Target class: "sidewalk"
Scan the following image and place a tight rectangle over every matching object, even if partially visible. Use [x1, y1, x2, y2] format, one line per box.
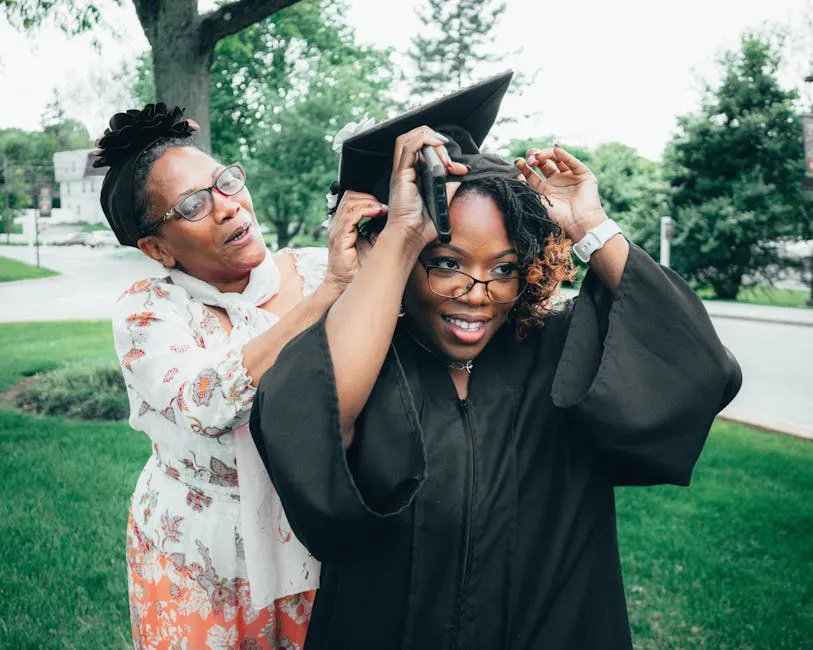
[703, 300, 813, 328]
[559, 286, 813, 327]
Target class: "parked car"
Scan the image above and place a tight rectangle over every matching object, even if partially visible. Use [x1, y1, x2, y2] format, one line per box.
[51, 230, 120, 248]
[52, 232, 93, 246]
[86, 230, 121, 248]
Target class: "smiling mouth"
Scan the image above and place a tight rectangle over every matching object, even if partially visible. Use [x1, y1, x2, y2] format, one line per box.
[225, 223, 251, 244]
[442, 316, 489, 332]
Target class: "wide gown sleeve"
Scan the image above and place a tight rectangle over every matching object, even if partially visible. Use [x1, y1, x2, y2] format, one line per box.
[249, 316, 426, 561]
[551, 243, 742, 487]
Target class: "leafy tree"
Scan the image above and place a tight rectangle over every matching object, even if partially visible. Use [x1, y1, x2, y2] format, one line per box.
[40, 91, 93, 152]
[586, 143, 670, 256]
[407, 0, 506, 99]
[663, 34, 811, 298]
[126, 0, 394, 248]
[0, 101, 92, 236]
[209, 0, 381, 164]
[0, 0, 305, 150]
[250, 54, 393, 248]
[245, 1, 394, 248]
[0, 128, 58, 236]
[124, 53, 156, 107]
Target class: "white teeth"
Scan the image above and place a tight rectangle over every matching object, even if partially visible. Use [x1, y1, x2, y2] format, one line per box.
[229, 227, 247, 242]
[446, 318, 485, 332]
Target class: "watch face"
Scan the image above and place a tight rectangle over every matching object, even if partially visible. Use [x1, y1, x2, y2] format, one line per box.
[574, 231, 600, 263]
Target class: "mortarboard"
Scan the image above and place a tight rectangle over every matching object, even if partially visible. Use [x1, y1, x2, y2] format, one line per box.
[338, 70, 519, 204]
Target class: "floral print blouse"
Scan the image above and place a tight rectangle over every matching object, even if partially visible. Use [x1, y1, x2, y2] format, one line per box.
[113, 247, 327, 608]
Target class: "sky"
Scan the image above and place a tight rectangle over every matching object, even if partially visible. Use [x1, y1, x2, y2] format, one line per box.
[0, 0, 811, 161]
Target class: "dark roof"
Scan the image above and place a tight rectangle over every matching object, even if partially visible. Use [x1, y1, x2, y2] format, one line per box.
[84, 151, 107, 177]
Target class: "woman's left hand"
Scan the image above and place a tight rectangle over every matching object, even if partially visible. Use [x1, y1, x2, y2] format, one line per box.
[324, 191, 387, 292]
[515, 145, 608, 241]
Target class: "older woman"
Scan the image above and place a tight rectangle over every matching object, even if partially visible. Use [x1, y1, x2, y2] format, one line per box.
[249, 73, 742, 649]
[95, 104, 385, 649]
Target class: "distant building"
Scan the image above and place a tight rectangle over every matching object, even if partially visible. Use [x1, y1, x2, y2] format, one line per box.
[53, 150, 106, 223]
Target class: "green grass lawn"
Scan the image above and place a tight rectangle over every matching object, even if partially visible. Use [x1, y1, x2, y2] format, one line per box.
[0, 322, 147, 649]
[1, 322, 811, 649]
[617, 421, 813, 649]
[0, 255, 59, 282]
[697, 284, 811, 309]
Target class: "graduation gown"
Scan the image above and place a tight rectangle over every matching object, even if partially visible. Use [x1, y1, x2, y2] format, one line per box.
[249, 244, 741, 650]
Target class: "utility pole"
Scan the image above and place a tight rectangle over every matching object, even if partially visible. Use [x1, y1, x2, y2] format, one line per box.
[660, 216, 675, 268]
[2, 157, 9, 244]
[30, 168, 40, 268]
[801, 78, 813, 306]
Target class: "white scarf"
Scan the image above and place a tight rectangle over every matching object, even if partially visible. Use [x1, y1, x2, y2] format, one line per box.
[167, 248, 281, 318]
[168, 248, 321, 609]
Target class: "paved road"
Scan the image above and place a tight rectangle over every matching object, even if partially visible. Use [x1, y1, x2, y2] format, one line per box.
[0, 244, 162, 322]
[1, 245, 811, 440]
[713, 315, 813, 439]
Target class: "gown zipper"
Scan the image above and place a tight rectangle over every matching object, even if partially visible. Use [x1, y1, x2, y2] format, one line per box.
[452, 398, 476, 649]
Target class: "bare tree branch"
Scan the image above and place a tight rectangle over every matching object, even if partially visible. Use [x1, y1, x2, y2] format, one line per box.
[199, 0, 301, 49]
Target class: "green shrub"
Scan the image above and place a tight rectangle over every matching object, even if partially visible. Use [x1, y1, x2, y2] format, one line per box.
[15, 362, 129, 421]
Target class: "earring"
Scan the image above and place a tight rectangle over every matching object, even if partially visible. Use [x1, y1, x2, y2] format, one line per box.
[398, 303, 406, 318]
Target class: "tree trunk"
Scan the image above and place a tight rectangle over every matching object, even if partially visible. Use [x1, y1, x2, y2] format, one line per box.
[711, 274, 742, 300]
[136, 0, 214, 151]
[275, 220, 291, 249]
[134, 0, 303, 153]
[152, 40, 214, 152]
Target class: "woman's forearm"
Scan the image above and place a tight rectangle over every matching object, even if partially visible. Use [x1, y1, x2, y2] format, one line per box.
[243, 281, 343, 386]
[325, 228, 424, 443]
[587, 234, 630, 292]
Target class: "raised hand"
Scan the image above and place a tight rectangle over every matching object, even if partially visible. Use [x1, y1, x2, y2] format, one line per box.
[514, 145, 608, 242]
[385, 126, 469, 246]
[324, 191, 387, 290]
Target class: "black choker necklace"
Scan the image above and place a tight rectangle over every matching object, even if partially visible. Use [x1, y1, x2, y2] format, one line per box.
[405, 328, 475, 374]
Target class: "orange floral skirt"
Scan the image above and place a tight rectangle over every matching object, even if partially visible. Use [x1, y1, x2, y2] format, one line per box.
[126, 515, 316, 649]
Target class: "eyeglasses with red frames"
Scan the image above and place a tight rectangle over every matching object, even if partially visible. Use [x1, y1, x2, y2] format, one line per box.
[141, 164, 246, 236]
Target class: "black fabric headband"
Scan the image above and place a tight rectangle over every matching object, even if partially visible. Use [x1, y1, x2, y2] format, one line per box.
[93, 103, 197, 247]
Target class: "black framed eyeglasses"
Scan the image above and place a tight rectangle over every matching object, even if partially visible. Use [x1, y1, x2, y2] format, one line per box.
[141, 163, 246, 236]
[420, 262, 526, 304]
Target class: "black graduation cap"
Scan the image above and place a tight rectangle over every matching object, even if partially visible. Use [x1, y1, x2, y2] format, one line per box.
[338, 70, 518, 203]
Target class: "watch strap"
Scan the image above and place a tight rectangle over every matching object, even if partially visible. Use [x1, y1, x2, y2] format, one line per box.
[572, 219, 622, 263]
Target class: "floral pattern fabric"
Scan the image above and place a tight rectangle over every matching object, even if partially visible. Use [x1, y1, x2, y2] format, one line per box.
[114, 248, 327, 649]
[128, 515, 314, 650]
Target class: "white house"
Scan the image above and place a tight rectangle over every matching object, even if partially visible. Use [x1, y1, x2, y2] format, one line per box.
[53, 149, 106, 224]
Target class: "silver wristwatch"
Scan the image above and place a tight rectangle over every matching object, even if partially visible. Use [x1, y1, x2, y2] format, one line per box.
[572, 219, 622, 263]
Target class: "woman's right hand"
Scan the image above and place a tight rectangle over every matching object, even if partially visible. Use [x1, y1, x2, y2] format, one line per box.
[385, 126, 468, 247]
[323, 191, 387, 293]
